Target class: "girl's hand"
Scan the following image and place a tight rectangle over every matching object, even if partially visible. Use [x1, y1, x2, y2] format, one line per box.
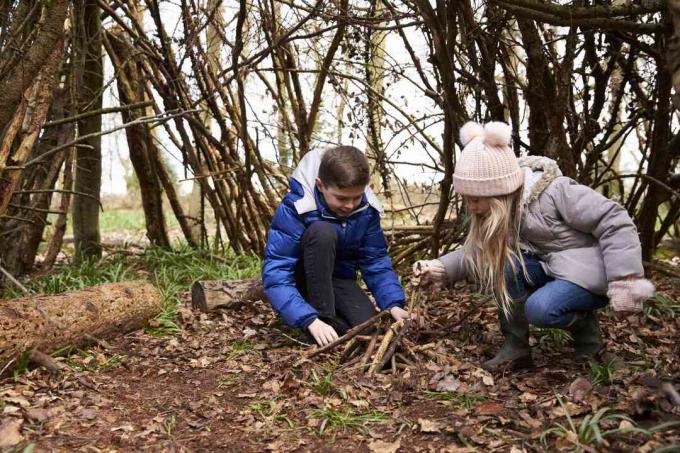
[607, 277, 655, 313]
[411, 259, 447, 288]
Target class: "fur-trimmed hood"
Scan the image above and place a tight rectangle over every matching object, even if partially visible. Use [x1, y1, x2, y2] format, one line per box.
[518, 156, 563, 207]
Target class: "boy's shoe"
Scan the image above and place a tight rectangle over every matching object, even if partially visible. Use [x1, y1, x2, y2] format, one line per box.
[482, 299, 533, 371]
[567, 311, 602, 358]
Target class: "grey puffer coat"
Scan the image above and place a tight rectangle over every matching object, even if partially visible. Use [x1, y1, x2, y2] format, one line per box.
[438, 156, 644, 295]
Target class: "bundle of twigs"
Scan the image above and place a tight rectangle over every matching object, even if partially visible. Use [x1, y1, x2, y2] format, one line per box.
[295, 285, 427, 376]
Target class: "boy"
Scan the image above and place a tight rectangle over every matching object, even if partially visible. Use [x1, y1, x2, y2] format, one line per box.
[262, 146, 413, 347]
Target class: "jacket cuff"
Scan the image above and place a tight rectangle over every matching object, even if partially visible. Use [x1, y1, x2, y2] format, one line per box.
[382, 300, 405, 311]
[299, 313, 318, 329]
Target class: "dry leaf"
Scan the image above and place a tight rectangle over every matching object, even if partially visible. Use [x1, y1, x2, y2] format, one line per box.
[568, 377, 593, 403]
[0, 419, 24, 448]
[477, 402, 505, 416]
[418, 418, 443, 433]
[436, 375, 461, 393]
[519, 392, 538, 403]
[368, 438, 401, 453]
[25, 407, 54, 422]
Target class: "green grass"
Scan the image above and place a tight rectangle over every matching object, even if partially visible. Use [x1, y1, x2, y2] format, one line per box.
[423, 390, 487, 409]
[644, 293, 680, 320]
[541, 397, 680, 452]
[2, 256, 136, 299]
[532, 327, 573, 348]
[226, 341, 255, 360]
[140, 243, 261, 335]
[65, 350, 127, 372]
[309, 407, 388, 435]
[310, 369, 335, 397]
[588, 358, 618, 386]
[247, 398, 296, 428]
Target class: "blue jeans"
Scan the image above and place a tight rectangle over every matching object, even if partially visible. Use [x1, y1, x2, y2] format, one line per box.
[505, 255, 608, 328]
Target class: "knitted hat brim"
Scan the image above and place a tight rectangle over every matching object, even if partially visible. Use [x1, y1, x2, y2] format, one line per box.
[452, 169, 525, 197]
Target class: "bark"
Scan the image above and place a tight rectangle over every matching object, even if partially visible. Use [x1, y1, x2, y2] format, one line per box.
[366, 0, 390, 197]
[668, 0, 680, 109]
[0, 0, 68, 132]
[0, 42, 64, 219]
[191, 278, 264, 312]
[0, 281, 162, 372]
[42, 151, 74, 270]
[73, 0, 103, 262]
[639, 19, 673, 260]
[106, 28, 170, 247]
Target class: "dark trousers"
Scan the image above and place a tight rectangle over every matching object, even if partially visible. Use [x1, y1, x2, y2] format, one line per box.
[295, 221, 376, 334]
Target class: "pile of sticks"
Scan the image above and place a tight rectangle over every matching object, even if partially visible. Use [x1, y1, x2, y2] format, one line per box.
[296, 286, 426, 376]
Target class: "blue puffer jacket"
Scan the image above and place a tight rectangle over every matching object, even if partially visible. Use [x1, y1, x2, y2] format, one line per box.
[262, 149, 406, 328]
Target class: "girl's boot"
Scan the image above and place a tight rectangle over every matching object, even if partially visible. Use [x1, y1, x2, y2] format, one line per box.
[568, 311, 602, 358]
[482, 299, 533, 371]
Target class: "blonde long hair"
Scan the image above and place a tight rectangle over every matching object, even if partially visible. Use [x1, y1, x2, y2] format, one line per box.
[463, 189, 526, 317]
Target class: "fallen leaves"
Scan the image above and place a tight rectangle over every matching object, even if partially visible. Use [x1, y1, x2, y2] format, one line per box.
[0, 418, 23, 448]
[368, 438, 401, 453]
[568, 377, 593, 403]
[418, 418, 443, 433]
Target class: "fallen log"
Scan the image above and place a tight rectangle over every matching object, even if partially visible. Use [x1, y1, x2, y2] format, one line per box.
[0, 280, 162, 371]
[191, 278, 264, 312]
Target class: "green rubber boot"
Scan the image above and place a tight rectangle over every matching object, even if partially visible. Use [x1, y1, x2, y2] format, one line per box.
[482, 299, 533, 371]
[568, 311, 602, 358]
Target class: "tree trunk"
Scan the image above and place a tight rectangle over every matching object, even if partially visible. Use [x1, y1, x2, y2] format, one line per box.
[73, 0, 103, 262]
[0, 42, 64, 221]
[0, 281, 162, 371]
[106, 28, 170, 247]
[0, 0, 68, 132]
[191, 278, 264, 312]
[666, 0, 680, 110]
[366, 0, 390, 197]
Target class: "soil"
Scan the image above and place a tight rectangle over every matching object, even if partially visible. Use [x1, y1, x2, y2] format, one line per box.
[1, 274, 679, 452]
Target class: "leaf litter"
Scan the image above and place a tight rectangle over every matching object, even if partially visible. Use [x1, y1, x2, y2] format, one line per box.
[0, 274, 679, 451]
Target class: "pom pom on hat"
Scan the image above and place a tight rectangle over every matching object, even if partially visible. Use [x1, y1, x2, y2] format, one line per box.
[483, 121, 512, 147]
[459, 121, 484, 146]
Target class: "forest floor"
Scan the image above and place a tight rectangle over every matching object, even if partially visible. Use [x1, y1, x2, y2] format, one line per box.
[1, 246, 680, 451]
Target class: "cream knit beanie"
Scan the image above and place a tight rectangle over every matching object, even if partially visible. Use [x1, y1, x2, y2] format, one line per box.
[452, 121, 524, 197]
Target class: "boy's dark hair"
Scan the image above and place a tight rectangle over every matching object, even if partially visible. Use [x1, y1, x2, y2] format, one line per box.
[318, 146, 370, 189]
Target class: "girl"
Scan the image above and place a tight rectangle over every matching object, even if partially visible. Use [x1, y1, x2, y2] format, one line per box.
[414, 121, 655, 371]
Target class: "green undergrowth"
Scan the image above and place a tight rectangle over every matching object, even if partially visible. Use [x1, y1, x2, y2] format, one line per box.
[2, 242, 261, 336]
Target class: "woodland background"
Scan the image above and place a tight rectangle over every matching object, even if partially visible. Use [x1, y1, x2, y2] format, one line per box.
[1, 1, 680, 451]
[0, 0, 679, 278]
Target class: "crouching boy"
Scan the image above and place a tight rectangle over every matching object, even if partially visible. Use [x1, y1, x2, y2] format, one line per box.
[262, 146, 413, 346]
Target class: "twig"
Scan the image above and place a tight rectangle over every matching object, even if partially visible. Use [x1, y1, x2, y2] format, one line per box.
[660, 382, 680, 406]
[0, 358, 16, 376]
[360, 335, 380, 369]
[0, 262, 30, 294]
[29, 349, 65, 374]
[368, 319, 402, 375]
[377, 321, 409, 373]
[295, 311, 389, 366]
[644, 260, 680, 279]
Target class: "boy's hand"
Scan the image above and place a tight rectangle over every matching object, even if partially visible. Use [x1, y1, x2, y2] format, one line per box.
[307, 318, 339, 347]
[390, 306, 415, 322]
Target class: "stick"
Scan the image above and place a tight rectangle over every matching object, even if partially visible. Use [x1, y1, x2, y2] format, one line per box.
[29, 349, 65, 374]
[376, 321, 409, 373]
[360, 334, 380, 368]
[368, 319, 402, 375]
[660, 382, 680, 406]
[294, 311, 388, 366]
